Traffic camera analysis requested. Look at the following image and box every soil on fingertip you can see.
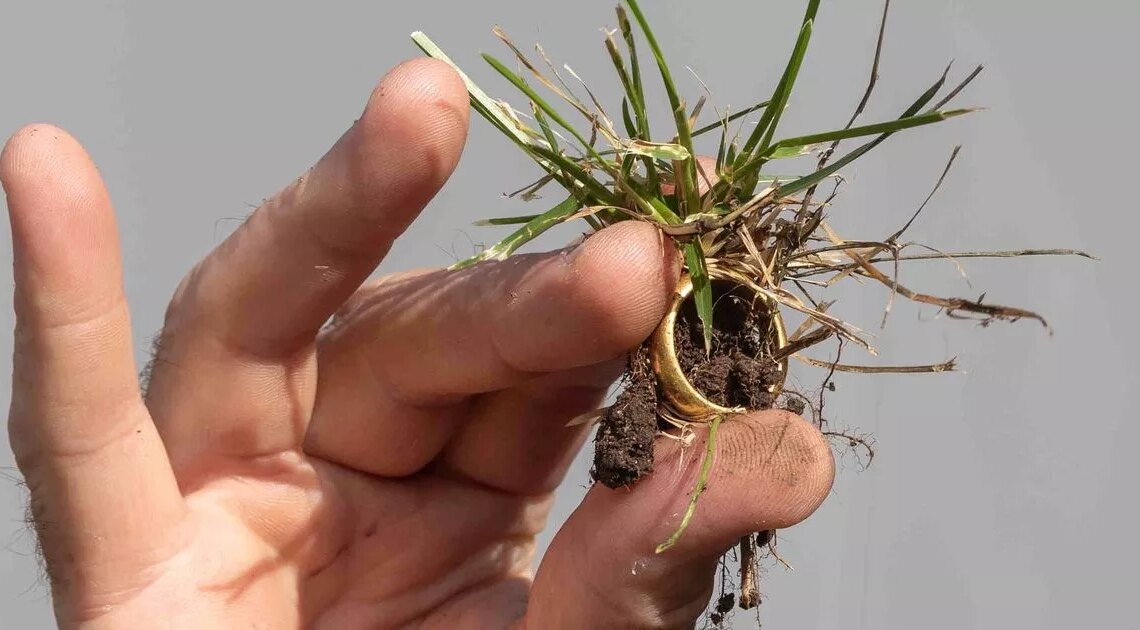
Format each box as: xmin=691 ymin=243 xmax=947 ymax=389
xmin=591 ymin=281 xmax=783 ymax=489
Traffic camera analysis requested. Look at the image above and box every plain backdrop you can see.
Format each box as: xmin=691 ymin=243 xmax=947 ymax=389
xmin=1 ymin=1 xmax=1135 ymax=628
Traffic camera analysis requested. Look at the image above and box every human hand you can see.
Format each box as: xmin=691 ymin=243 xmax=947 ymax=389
xmin=3 ymin=59 xmax=834 ymax=629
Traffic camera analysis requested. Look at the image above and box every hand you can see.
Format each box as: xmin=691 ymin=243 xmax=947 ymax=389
xmin=3 ymin=59 xmax=834 ymax=629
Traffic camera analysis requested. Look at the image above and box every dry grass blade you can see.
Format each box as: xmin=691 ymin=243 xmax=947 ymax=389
xmin=788 ymin=300 xmax=835 ymax=341
xmin=795 ymin=355 xmax=958 ymax=373
xmin=451 ymin=195 xmax=580 ymax=269
xmin=771 ymin=327 xmax=835 ymax=362
xmin=851 ymin=248 xmax=1050 ymax=328
xmin=788 ymin=247 xmax=1096 ymax=277
xmin=713 ymin=261 xmax=875 ymax=353
xmin=494 ymin=28 xmax=599 ymax=134
xmin=888 ymin=248 xmax=1096 ymax=262
xmin=891 ymin=145 xmax=962 ymax=242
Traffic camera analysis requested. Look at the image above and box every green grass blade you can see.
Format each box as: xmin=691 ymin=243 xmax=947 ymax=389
xmin=928 ymin=64 xmax=984 ymax=113
xmin=649 ymin=197 xmax=682 ymax=225
xmin=616 ymin=6 xmax=659 ymax=194
xmin=482 ymin=54 xmax=602 ymax=160
xmin=607 ymin=23 xmax=662 ymax=195
xmin=692 ymin=99 xmax=770 ymax=138
xmin=624 ymin=0 xmax=699 ymax=217
xmin=616 ymin=6 xmax=648 ymax=136
xmin=771 ymin=109 xmax=975 ymax=150
xmin=532 ymin=104 xmax=561 ymax=153
xmin=621 ymin=98 xmax=638 ymax=137
xmin=683 ymin=241 xmax=714 ymax=353
xmin=736 ymin=108 xmax=977 ymax=176
xmin=688 ymin=96 xmax=707 ymax=130
xmin=412 ymin=32 xmax=531 ymax=146
xmin=605 ymin=34 xmax=642 ymax=126
xmin=779 ymin=99 xmax=974 ymax=197
xmin=728 ymin=65 xmax=957 ymax=201
xmin=618 ymin=101 xmax=639 ymax=186
xmin=905 ymin=63 xmax=953 ymax=116
xmin=656 ymin=414 xmax=723 ymax=553
xmin=415 ymin=31 xmax=584 ymax=192
xmin=736 ymin=0 xmax=819 ymax=164
xmin=768 ymin=144 xmax=818 ymax=159
xmin=756 ymin=21 xmax=814 ymax=155
xmin=614 ymin=178 xmax=682 ymax=225
xmin=474 ymin=215 xmax=540 ymax=226
xmin=529 ymin=145 xmax=615 ymax=204
xmin=451 ymin=196 xmax=581 ymax=270
xmin=776 ymin=141 xmax=876 ymax=198
xmin=620 ymin=153 xmax=637 ymax=189
xmin=715 ymin=122 xmax=728 ymax=172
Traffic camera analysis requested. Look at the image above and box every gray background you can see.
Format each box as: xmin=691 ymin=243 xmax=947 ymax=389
xmin=0 ymin=1 xmax=1134 ymax=628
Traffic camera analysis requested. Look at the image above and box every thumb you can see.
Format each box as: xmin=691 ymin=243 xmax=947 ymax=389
xmin=527 ymin=410 xmax=834 ymax=628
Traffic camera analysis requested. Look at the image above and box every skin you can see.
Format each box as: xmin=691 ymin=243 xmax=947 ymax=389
xmin=2 ymin=59 xmax=835 ymax=629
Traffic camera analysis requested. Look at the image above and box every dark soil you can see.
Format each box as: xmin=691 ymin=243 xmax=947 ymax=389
xmin=711 ymin=593 xmax=736 ymax=625
xmin=591 ymin=281 xmax=782 ymax=489
xmin=674 ymin=281 xmax=783 ymax=410
xmin=591 ymin=345 xmax=658 ymax=489
xmin=780 ymin=395 xmax=807 ymax=416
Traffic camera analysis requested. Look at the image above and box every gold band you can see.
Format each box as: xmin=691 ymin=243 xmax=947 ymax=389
xmin=648 ymin=271 xmax=788 ymax=421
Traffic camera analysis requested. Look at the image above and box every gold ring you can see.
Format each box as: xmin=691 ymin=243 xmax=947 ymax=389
xmin=648 ymin=270 xmax=788 ymax=421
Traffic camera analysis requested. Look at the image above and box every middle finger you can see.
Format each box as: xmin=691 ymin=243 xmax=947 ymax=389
xmin=143 ymin=59 xmax=469 ymax=473
xmin=305 ymin=221 xmax=678 ymax=477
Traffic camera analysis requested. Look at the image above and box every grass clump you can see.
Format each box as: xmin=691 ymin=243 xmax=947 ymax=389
xmin=413 ymin=0 xmax=1091 ymax=624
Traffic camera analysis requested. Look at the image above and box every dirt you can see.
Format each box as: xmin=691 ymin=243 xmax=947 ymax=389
xmin=780 ymin=395 xmax=807 ymax=416
xmin=591 ymin=346 xmax=658 ymax=489
xmin=711 ymin=593 xmax=736 ymax=625
xmin=591 ymin=280 xmax=783 ymax=489
xmin=673 ymin=281 xmax=783 ymax=410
